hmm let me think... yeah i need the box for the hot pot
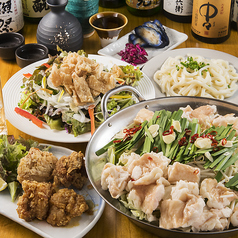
[85,85,238,238]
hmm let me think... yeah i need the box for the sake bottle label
[163,0,193,16]
[126,0,160,10]
[22,0,50,18]
[191,0,231,38]
[0,0,24,33]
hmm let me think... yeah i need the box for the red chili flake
[156,115,160,118]
[201,133,206,138]
[210,131,218,136]
[204,131,217,140]
[123,125,142,141]
[148,156,153,160]
[221,138,227,146]
[211,138,218,146]
[152,146,158,153]
[113,139,122,143]
[185,128,191,136]
[213,146,220,152]
[178,136,188,146]
[163,126,174,136]
[190,133,199,143]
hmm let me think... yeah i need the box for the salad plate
[142,47,238,104]
[3,54,155,143]
[0,144,105,238]
[97,26,188,67]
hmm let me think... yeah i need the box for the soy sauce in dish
[93,16,124,29]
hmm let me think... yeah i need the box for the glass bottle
[0,0,24,34]
[22,0,50,23]
[191,0,232,44]
[66,0,99,37]
[99,0,125,8]
[126,0,161,17]
[163,0,193,23]
[231,0,238,30]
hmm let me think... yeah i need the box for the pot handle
[101,85,146,120]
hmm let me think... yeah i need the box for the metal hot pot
[85,85,238,238]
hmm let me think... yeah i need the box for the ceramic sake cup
[0,32,25,60]
[89,11,128,47]
[15,43,49,68]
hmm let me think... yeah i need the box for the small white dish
[98,26,188,67]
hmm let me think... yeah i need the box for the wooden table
[1,4,238,238]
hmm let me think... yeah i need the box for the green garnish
[178,56,209,73]
[96,108,238,190]
[0,135,41,201]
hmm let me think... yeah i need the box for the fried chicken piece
[17,147,58,183]
[16,180,54,222]
[46,188,88,226]
[53,151,87,190]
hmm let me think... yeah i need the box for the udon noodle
[153,54,238,99]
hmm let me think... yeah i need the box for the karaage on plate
[17,147,58,183]
[53,151,87,190]
[46,188,89,226]
[16,149,90,226]
[16,180,54,221]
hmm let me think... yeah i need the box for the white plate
[3,54,155,143]
[0,144,105,238]
[98,26,188,67]
[142,47,238,104]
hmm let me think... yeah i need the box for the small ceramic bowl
[89,11,128,48]
[15,43,49,68]
[0,32,25,60]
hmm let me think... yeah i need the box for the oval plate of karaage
[0,144,105,238]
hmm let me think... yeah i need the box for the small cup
[0,32,25,60]
[15,43,49,68]
[89,11,128,47]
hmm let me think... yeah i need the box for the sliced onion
[52,108,62,117]
[40,100,46,110]
[45,101,50,115]
[73,109,90,123]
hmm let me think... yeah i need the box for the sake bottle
[22,0,50,22]
[126,0,161,17]
[231,0,238,30]
[191,0,232,44]
[0,0,24,33]
[163,0,193,23]
[99,0,125,8]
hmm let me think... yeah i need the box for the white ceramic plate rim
[0,144,105,238]
[3,54,155,143]
[98,26,188,67]
[142,47,238,104]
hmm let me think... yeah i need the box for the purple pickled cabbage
[118,43,148,66]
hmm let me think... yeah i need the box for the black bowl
[0,32,25,60]
[15,43,49,68]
